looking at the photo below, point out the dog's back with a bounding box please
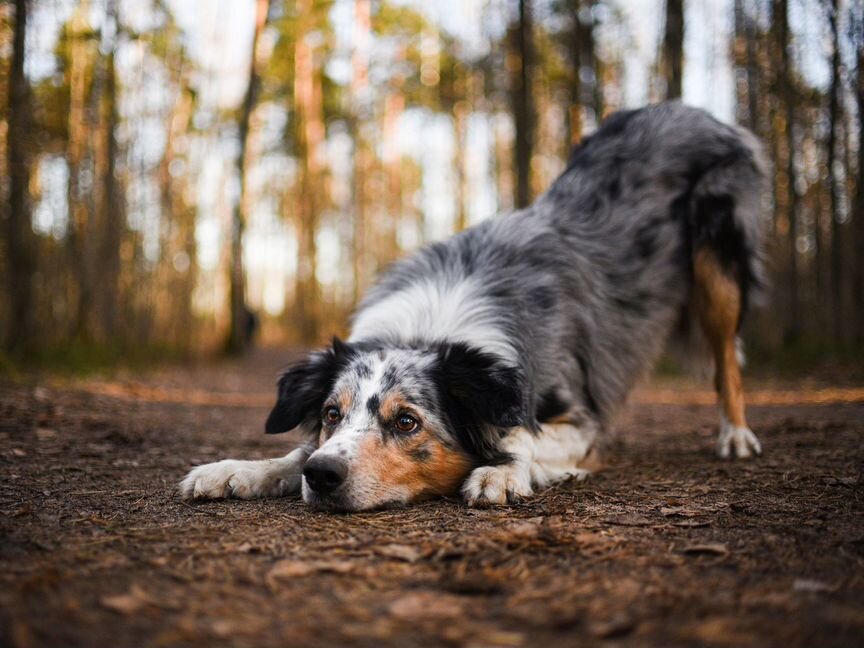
[353,102,767,427]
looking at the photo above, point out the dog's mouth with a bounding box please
[301,483,409,513]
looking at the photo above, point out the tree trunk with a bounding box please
[350,0,370,307]
[825,0,843,347]
[854,19,864,346]
[774,0,801,343]
[662,0,685,100]
[293,0,325,345]
[159,54,196,353]
[226,0,269,354]
[66,3,95,343]
[4,0,35,353]
[97,1,123,343]
[510,0,534,209]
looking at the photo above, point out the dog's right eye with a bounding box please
[323,407,342,425]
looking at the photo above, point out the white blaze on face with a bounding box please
[308,352,387,467]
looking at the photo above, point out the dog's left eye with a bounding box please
[395,414,419,434]
[323,407,342,425]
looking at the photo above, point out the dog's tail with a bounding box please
[668,118,770,372]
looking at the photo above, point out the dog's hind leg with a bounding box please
[693,248,762,459]
[179,445,313,500]
[461,417,599,506]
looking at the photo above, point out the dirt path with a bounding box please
[1,350,862,648]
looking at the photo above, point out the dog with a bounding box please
[180,102,767,511]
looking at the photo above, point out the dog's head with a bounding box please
[265,338,527,511]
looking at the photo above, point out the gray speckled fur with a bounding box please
[349,102,767,435]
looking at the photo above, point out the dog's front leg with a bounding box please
[179,445,313,500]
[462,420,598,506]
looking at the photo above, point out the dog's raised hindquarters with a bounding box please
[180,102,768,511]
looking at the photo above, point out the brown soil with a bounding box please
[1,349,862,648]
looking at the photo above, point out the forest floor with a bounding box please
[1,348,862,648]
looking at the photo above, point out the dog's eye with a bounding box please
[323,407,342,425]
[395,413,419,434]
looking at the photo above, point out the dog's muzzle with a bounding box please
[302,455,348,495]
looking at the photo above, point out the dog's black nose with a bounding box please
[303,456,348,494]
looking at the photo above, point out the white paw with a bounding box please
[179,459,298,500]
[462,463,533,506]
[717,420,762,459]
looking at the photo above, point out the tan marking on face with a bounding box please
[353,418,472,503]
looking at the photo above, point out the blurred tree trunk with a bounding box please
[350,0,370,306]
[566,0,600,143]
[383,64,406,257]
[4,0,35,353]
[453,67,469,231]
[854,17,864,346]
[825,0,844,347]
[66,4,94,342]
[662,0,685,99]
[732,0,760,131]
[293,0,325,345]
[159,55,196,353]
[96,1,123,343]
[774,0,801,343]
[226,0,269,354]
[566,0,583,145]
[510,0,534,208]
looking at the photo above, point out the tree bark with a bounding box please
[662,0,685,100]
[293,0,325,345]
[226,0,269,354]
[510,0,534,209]
[825,0,843,347]
[350,0,370,306]
[4,0,35,353]
[854,13,864,346]
[66,3,95,343]
[774,0,801,343]
[97,1,123,342]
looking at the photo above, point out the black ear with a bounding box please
[437,343,527,429]
[265,338,354,435]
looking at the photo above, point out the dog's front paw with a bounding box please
[179,460,296,500]
[462,464,532,507]
[717,422,762,459]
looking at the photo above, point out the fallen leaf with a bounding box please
[604,513,653,527]
[792,578,836,593]
[660,506,701,517]
[101,585,155,615]
[680,543,729,556]
[504,520,542,538]
[35,427,57,441]
[374,544,422,562]
[672,519,710,528]
[388,592,463,620]
[587,614,636,638]
[267,559,354,585]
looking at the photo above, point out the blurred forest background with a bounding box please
[1,0,863,370]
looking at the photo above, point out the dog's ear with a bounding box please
[265,338,354,435]
[437,343,527,429]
